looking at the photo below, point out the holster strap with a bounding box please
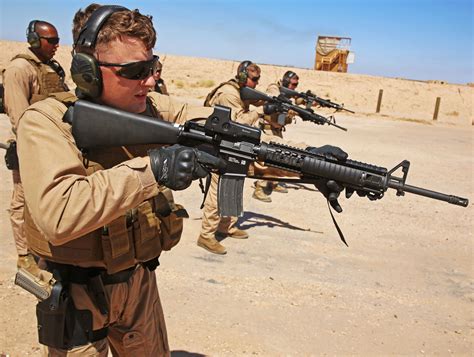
[89,327,108,343]
[46,261,135,285]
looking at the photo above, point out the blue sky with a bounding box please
[0,0,472,84]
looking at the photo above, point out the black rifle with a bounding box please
[280,86,355,114]
[67,100,468,222]
[240,87,347,132]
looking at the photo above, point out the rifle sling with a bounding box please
[327,201,348,247]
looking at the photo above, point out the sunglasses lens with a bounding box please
[44,37,59,45]
[117,56,158,80]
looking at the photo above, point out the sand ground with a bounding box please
[0,40,472,355]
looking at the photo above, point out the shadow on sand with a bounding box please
[171,350,206,357]
[233,211,323,235]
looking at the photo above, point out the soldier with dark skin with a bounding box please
[3,20,68,276]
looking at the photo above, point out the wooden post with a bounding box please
[433,97,441,121]
[376,89,383,113]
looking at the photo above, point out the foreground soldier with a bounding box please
[3,20,68,276]
[17,4,211,355]
[197,60,265,254]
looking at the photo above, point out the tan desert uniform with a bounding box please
[200,79,264,240]
[262,81,285,138]
[261,80,302,138]
[204,79,261,125]
[3,49,67,256]
[255,80,292,192]
[17,91,212,356]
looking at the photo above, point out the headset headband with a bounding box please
[28,20,37,35]
[239,60,252,73]
[75,5,128,49]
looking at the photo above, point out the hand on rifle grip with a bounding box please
[149,144,211,191]
[195,150,227,174]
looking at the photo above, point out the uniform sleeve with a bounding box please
[215,90,260,126]
[148,92,213,125]
[17,107,159,245]
[3,62,34,132]
[160,81,169,96]
[265,83,280,97]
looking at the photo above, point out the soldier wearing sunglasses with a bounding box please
[16,4,215,355]
[153,60,169,95]
[2,20,69,279]
[253,71,303,201]
[197,60,268,254]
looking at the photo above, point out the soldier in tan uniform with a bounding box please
[253,71,302,201]
[16,4,213,355]
[153,60,169,95]
[197,60,270,254]
[2,20,68,275]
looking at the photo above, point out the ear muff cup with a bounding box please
[237,60,252,84]
[282,71,297,88]
[27,32,41,49]
[27,20,41,49]
[237,70,247,84]
[71,52,103,98]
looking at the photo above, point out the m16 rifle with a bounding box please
[240,86,347,131]
[67,100,468,225]
[280,86,355,114]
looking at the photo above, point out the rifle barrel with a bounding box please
[387,181,469,207]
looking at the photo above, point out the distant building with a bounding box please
[314,36,354,73]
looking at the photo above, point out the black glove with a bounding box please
[306,145,348,161]
[149,145,209,191]
[306,145,348,212]
[263,103,280,115]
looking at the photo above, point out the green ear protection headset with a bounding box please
[236,60,253,84]
[70,5,128,98]
[27,20,41,49]
[281,71,297,88]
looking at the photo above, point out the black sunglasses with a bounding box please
[41,37,59,45]
[98,55,160,80]
[250,76,260,82]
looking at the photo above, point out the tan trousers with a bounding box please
[45,265,169,357]
[200,173,237,239]
[10,169,27,255]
